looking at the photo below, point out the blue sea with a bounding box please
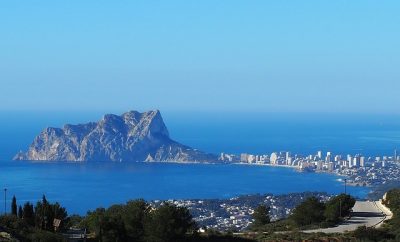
[1,111,400,214]
[0,161,368,215]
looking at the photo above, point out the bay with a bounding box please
[0,161,369,215]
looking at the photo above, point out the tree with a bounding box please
[384,189,400,216]
[251,205,270,229]
[291,197,325,226]
[23,202,35,226]
[51,202,68,231]
[18,205,23,219]
[324,193,355,223]
[144,203,197,242]
[122,199,149,241]
[101,212,126,242]
[11,195,17,216]
[80,201,198,242]
[65,214,83,229]
[35,196,68,231]
[82,208,107,240]
[81,200,150,242]
[35,195,50,230]
[382,189,400,237]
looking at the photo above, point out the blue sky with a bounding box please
[1,1,399,113]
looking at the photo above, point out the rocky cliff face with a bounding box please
[14,110,217,162]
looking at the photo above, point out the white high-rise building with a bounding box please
[326,152,332,162]
[360,156,365,167]
[353,157,359,167]
[247,155,256,163]
[317,151,322,160]
[240,153,248,163]
[347,155,353,163]
[285,151,291,162]
[270,152,278,165]
[287,157,293,166]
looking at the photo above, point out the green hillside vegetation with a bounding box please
[251,193,355,233]
[0,196,252,242]
[381,189,400,239]
[252,189,400,241]
[0,195,67,241]
[2,190,400,242]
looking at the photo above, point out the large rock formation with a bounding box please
[14,110,217,162]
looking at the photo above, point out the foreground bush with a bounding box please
[81,200,197,242]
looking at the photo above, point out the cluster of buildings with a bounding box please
[232,150,399,169]
[341,161,400,186]
[147,150,400,232]
[151,198,254,231]
[150,192,330,232]
[219,149,400,186]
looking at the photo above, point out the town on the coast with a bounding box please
[219,150,400,187]
[164,149,400,232]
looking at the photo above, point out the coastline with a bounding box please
[234,161,371,189]
[235,162,299,169]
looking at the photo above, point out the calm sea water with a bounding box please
[0,161,369,215]
[0,111,399,214]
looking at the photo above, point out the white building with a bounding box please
[247,155,256,164]
[326,152,332,162]
[317,151,322,160]
[270,152,278,165]
[353,157,359,167]
[240,153,248,163]
[360,156,365,167]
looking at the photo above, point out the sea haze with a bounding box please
[164,111,400,157]
[1,111,400,159]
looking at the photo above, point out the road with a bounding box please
[304,201,389,233]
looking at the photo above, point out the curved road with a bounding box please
[304,201,389,233]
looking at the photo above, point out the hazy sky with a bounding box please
[1,1,399,113]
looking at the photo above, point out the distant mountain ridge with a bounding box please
[14,110,217,162]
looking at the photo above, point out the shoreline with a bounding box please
[234,162,297,169]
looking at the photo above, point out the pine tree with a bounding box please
[144,203,196,242]
[11,195,17,216]
[251,204,271,229]
[18,205,23,219]
[23,202,35,226]
[42,195,48,205]
[291,197,325,226]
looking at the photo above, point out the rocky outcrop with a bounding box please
[14,110,216,162]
